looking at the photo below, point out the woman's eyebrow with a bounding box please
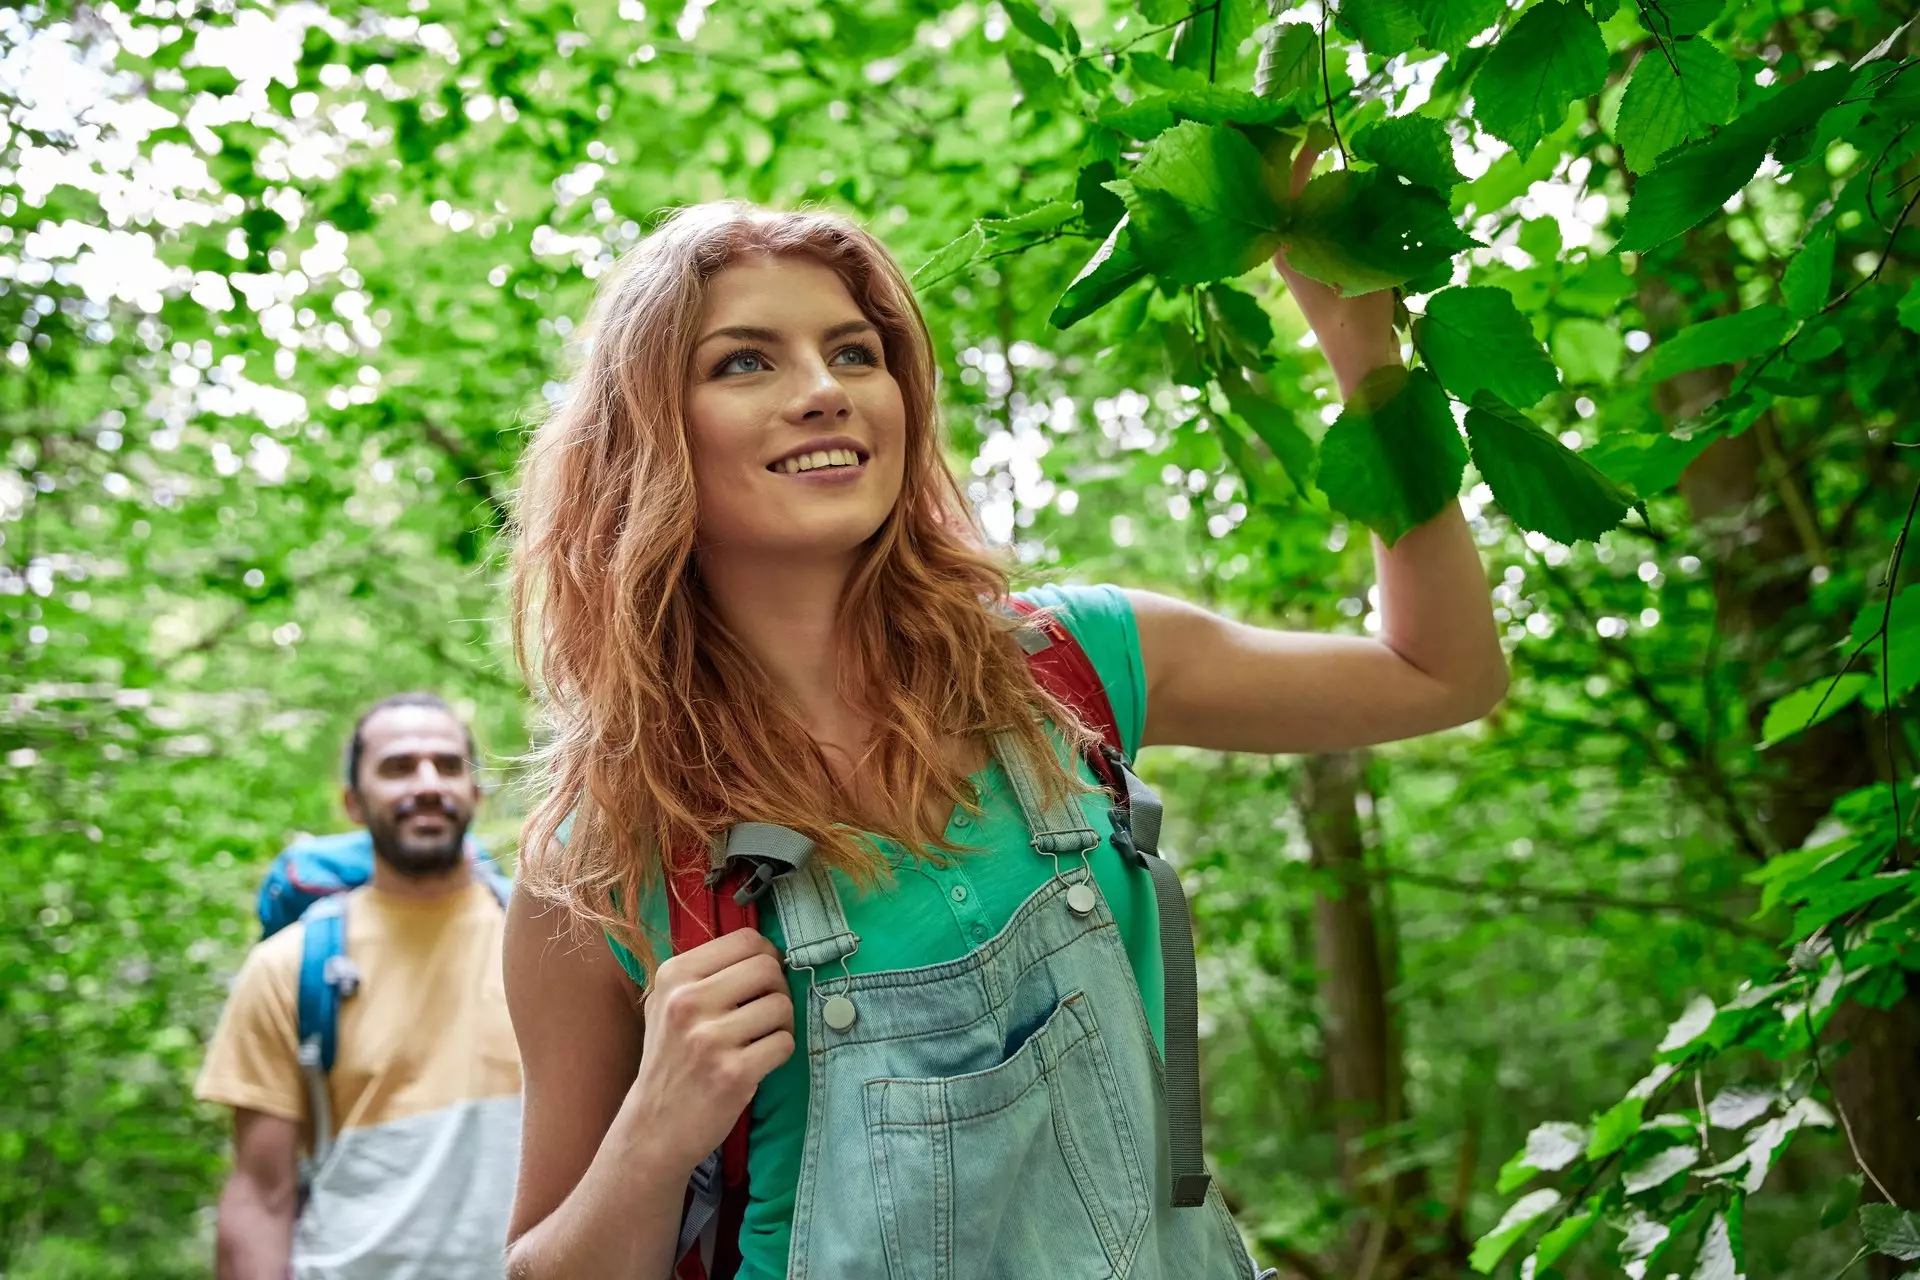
[696,319,877,348]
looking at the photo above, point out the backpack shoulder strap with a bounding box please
[666,854,757,1280]
[294,894,357,1170]
[1006,596,1123,756]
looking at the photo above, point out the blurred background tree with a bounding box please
[2,0,1916,1275]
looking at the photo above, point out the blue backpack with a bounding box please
[258,829,511,1162]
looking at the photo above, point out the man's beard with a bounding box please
[367,795,471,878]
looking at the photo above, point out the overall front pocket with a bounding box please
[862,990,1151,1280]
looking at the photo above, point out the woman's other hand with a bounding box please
[628,928,795,1175]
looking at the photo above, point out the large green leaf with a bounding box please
[1693,1212,1742,1280]
[1219,373,1317,496]
[1470,1189,1562,1274]
[1471,1,1609,159]
[1644,307,1792,382]
[1417,287,1560,408]
[1339,0,1426,57]
[1782,228,1837,318]
[1410,0,1505,53]
[1466,399,1633,543]
[1862,1205,1920,1262]
[1255,21,1321,101]
[1352,114,1464,189]
[913,224,985,287]
[1115,122,1285,284]
[1899,280,1920,333]
[1552,317,1625,385]
[1617,65,1855,251]
[1316,368,1467,544]
[1529,1206,1598,1272]
[1614,39,1739,174]
[1050,219,1147,330]
[1281,168,1477,296]
[1772,669,1867,746]
[1587,428,1715,497]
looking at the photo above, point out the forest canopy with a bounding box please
[2,0,1918,1276]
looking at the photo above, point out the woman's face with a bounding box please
[684,256,908,565]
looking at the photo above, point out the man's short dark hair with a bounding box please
[342,692,479,790]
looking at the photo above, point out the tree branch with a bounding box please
[1368,863,1773,940]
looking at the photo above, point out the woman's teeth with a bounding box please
[775,448,862,475]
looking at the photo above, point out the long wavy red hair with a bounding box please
[511,202,1085,973]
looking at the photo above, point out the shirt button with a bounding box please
[970,922,989,943]
[953,813,971,830]
[950,884,969,903]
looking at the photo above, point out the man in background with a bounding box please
[196,692,521,1279]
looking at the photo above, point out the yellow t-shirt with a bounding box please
[197,877,522,1279]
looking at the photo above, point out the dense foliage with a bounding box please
[3,0,1917,1276]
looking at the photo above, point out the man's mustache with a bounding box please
[395,795,459,820]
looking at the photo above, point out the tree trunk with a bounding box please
[1297,752,1460,1277]
[1680,426,1920,1256]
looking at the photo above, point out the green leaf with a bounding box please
[1899,280,1920,333]
[1256,21,1321,100]
[1552,317,1625,385]
[1693,1211,1740,1280]
[1862,1204,1920,1261]
[1077,161,1126,234]
[1588,1094,1647,1159]
[1281,168,1477,296]
[1353,114,1464,189]
[1759,674,1870,747]
[1050,219,1147,329]
[1339,0,1427,57]
[1220,373,1317,495]
[1409,0,1504,53]
[1000,0,1064,52]
[1617,66,1854,252]
[1854,585,1920,702]
[1530,1206,1598,1271]
[913,224,986,287]
[1624,1141,1701,1194]
[1117,122,1285,285]
[1614,39,1739,174]
[1821,1175,1864,1230]
[1471,1,1609,160]
[1466,399,1633,543]
[1782,228,1836,319]
[1470,1188,1561,1274]
[1170,0,1259,74]
[1317,369,1466,544]
[1497,1121,1589,1193]
[1007,47,1065,109]
[1587,428,1713,497]
[1644,307,1792,382]
[1791,872,1915,941]
[1639,0,1728,37]
[981,200,1078,239]
[1417,287,1560,408]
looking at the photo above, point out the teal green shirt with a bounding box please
[605,584,1158,1278]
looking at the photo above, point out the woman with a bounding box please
[503,188,1506,1279]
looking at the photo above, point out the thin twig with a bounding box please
[1878,472,1920,852]
[1317,5,1345,166]
[1802,991,1896,1205]
[1365,863,1773,940]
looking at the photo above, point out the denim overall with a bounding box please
[756,732,1267,1280]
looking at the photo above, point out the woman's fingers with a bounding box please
[1290,139,1324,199]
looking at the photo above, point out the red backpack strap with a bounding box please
[666,852,757,1280]
[1007,596,1124,758]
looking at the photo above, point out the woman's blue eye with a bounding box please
[834,342,880,366]
[719,350,769,375]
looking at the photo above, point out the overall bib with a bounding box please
[765,733,1269,1280]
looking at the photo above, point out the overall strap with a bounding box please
[768,857,860,974]
[992,728,1101,858]
[294,894,357,1170]
[1009,597,1213,1209]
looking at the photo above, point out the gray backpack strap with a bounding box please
[676,1149,724,1269]
[1108,758,1210,1208]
